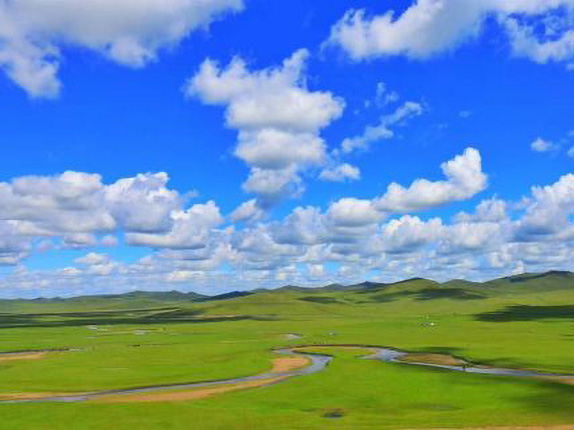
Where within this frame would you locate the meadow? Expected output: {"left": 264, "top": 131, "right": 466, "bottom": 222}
{"left": 1, "top": 271, "right": 574, "bottom": 429}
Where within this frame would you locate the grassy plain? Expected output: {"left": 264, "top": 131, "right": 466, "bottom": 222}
{"left": 1, "top": 271, "right": 574, "bottom": 429}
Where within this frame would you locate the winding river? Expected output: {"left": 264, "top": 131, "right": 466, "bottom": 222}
{"left": 1, "top": 344, "right": 572, "bottom": 404}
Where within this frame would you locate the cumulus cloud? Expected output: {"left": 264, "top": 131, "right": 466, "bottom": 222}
{"left": 165, "top": 270, "right": 206, "bottom": 283}
{"left": 0, "top": 171, "right": 193, "bottom": 236}
{"left": 75, "top": 252, "right": 109, "bottom": 266}
{"left": 186, "top": 49, "right": 345, "bottom": 205}
{"left": 73, "top": 252, "right": 119, "bottom": 276}
{"left": 504, "top": 10, "right": 574, "bottom": 67}
{"left": 455, "top": 198, "right": 508, "bottom": 223}
{"left": 241, "top": 167, "right": 304, "bottom": 206}
{"left": 230, "top": 199, "right": 265, "bottom": 223}
{"left": 531, "top": 137, "right": 557, "bottom": 152}
{"left": 319, "top": 163, "right": 361, "bottom": 182}
{"left": 105, "top": 172, "right": 183, "bottom": 233}
{"left": 0, "top": 169, "right": 214, "bottom": 260}
{"left": 514, "top": 173, "right": 574, "bottom": 241}
{"left": 438, "top": 221, "right": 506, "bottom": 255}
{"left": 306, "top": 263, "right": 325, "bottom": 279}
{"left": 0, "top": 0, "right": 244, "bottom": 97}
{"left": 327, "top": 0, "right": 574, "bottom": 69}
{"left": 62, "top": 233, "right": 98, "bottom": 248}
{"left": 100, "top": 235, "right": 119, "bottom": 247}
{"left": 380, "top": 215, "right": 443, "bottom": 254}
{"left": 326, "top": 1, "right": 485, "bottom": 60}
{"left": 5, "top": 158, "right": 574, "bottom": 297}
{"left": 375, "top": 148, "right": 488, "bottom": 212}
{"left": 126, "top": 201, "right": 223, "bottom": 249}
{"left": 235, "top": 129, "right": 326, "bottom": 170}
{"left": 342, "top": 101, "right": 423, "bottom": 154}
{"left": 327, "top": 198, "right": 382, "bottom": 227}
{"left": 0, "top": 171, "right": 114, "bottom": 234}
{"left": 266, "top": 198, "right": 385, "bottom": 250}
{"left": 271, "top": 206, "right": 327, "bottom": 246}
{"left": 0, "top": 221, "right": 31, "bottom": 266}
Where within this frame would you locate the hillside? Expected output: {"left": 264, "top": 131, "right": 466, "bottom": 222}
{"left": 0, "top": 270, "right": 572, "bottom": 316}
{"left": 0, "top": 290, "right": 207, "bottom": 313}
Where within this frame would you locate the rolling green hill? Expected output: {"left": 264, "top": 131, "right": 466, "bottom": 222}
{"left": 1, "top": 270, "right": 573, "bottom": 315}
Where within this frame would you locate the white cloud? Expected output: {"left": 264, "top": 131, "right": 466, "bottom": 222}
{"left": 62, "top": 233, "right": 98, "bottom": 248}
{"left": 59, "top": 267, "right": 82, "bottom": 277}
{"left": 438, "top": 221, "right": 505, "bottom": 255}
{"left": 230, "top": 199, "right": 265, "bottom": 223}
{"left": 567, "top": 146, "right": 574, "bottom": 157}
{"left": 126, "top": 201, "right": 223, "bottom": 249}
{"left": 374, "top": 81, "right": 399, "bottom": 107}
{"left": 327, "top": 198, "right": 382, "bottom": 227}
{"left": 186, "top": 49, "right": 345, "bottom": 204}
{"left": 105, "top": 172, "right": 183, "bottom": 233}
{"left": 100, "top": 235, "right": 119, "bottom": 247}
{"left": 0, "top": 221, "right": 31, "bottom": 266}
{"left": 531, "top": 136, "right": 556, "bottom": 152}
{"left": 307, "top": 263, "right": 325, "bottom": 279}
{"left": 85, "top": 262, "right": 117, "bottom": 276}
{"left": 326, "top": 1, "right": 485, "bottom": 60}
{"left": 5, "top": 158, "right": 574, "bottom": 296}
{"left": 380, "top": 215, "right": 443, "bottom": 254}
{"left": 455, "top": 198, "right": 508, "bottom": 223}
{"left": 0, "top": 171, "right": 115, "bottom": 234}
{"left": 514, "top": 173, "right": 574, "bottom": 241}
{"left": 271, "top": 206, "right": 327, "bottom": 246}
{"left": 235, "top": 129, "right": 326, "bottom": 170}
{"left": 0, "top": 171, "right": 192, "bottom": 237}
{"left": 342, "top": 101, "right": 423, "bottom": 153}
{"left": 186, "top": 49, "right": 344, "bottom": 133}
{"left": 0, "top": 0, "right": 244, "bottom": 97}
{"left": 327, "top": 0, "right": 574, "bottom": 69}
{"left": 166, "top": 270, "right": 207, "bottom": 283}
{"left": 75, "top": 252, "right": 109, "bottom": 266}
{"left": 241, "top": 167, "right": 304, "bottom": 205}
{"left": 504, "top": 11, "right": 574, "bottom": 66}
{"left": 73, "top": 252, "right": 118, "bottom": 276}
{"left": 376, "top": 147, "right": 488, "bottom": 212}
{"left": 319, "top": 163, "right": 361, "bottom": 182}
{"left": 0, "top": 170, "right": 206, "bottom": 260}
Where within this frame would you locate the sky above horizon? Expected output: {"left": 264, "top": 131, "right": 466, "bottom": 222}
{"left": 1, "top": 0, "right": 574, "bottom": 298}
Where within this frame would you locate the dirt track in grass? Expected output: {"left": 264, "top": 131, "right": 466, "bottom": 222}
{"left": 0, "top": 352, "right": 47, "bottom": 362}
{"left": 399, "top": 353, "right": 466, "bottom": 366}
{"left": 269, "top": 355, "right": 310, "bottom": 373}
{"left": 93, "top": 376, "right": 288, "bottom": 403}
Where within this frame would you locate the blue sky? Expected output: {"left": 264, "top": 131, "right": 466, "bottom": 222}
{"left": 1, "top": 0, "right": 574, "bottom": 298}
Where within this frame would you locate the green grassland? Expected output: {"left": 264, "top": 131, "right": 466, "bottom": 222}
{"left": 1, "top": 271, "right": 574, "bottom": 429}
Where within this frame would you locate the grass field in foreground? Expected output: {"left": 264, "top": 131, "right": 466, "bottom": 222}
{"left": 1, "top": 272, "right": 574, "bottom": 429}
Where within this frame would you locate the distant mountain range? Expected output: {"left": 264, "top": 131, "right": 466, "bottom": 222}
{"left": 2, "top": 270, "right": 573, "bottom": 305}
